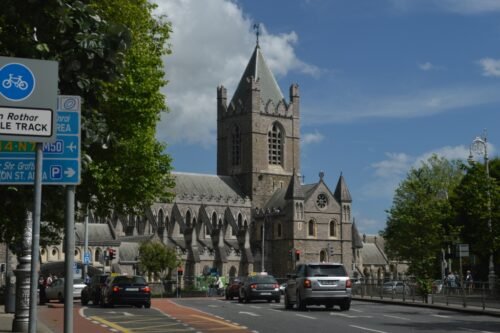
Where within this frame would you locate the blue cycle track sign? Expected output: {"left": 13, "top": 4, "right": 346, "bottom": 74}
{"left": 0, "top": 56, "right": 58, "bottom": 143}
{"left": 0, "top": 63, "right": 36, "bottom": 101}
{"left": 0, "top": 95, "right": 81, "bottom": 185}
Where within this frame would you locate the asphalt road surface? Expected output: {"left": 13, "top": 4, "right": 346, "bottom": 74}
{"left": 171, "top": 298, "right": 500, "bottom": 333}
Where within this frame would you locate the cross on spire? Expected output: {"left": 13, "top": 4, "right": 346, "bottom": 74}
{"left": 253, "top": 23, "right": 260, "bottom": 46}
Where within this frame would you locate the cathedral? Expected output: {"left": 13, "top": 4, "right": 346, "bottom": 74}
{"left": 35, "top": 42, "right": 371, "bottom": 282}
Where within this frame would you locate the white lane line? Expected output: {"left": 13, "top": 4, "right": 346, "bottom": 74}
{"left": 351, "top": 308, "right": 363, "bottom": 313}
{"left": 250, "top": 305, "right": 262, "bottom": 309}
{"left": 383, "top": 314, "right": 411, "bottom": 321}
{"left": 208, "top": 305, "right": 219, "bottom": 308}
{"left": 331, "top": 313, "right": 372, "bottom": 318}
{"left": 349, "top": 325, "right": 389, "bottom": 333}
{"left": 239, "top": 311, "right": 260, "bottom": 317}
{"left": 432, "top": 314, "right": 451, "bottom": 318}
{"left": 269, "top": 308, "right": 281, "bottom": 312}
{"left": 295, "top": 314, "right": 316, "bottom": 320}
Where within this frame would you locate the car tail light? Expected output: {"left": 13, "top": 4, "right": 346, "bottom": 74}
{"left": 346, "top": 279, "right": 352, "bottom": 288}
{"left": 272, "top": 284, "right": 279, "bottom": 289}
{"left": 142, "top": 286, "right": 151, "bottom": 293}
{"left": 112, "top": 286, "right": 120, "bottom": 293}
{"left": 250, "top": 284, "right": 257, "bottom": 289}
{"left": 304, "top": 279, "right": 311, "bottom": 288}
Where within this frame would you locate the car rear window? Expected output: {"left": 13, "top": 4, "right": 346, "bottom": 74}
{"left": 113, "top": 276, "right": 147, "bottom": 285}
{"left": 307, "top": 265, "right": 346, "bottom": 277}
{"left": 249, "top": 276, "right": 277, "bottom": 283}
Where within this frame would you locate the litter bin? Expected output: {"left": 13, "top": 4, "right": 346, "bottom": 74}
{"left": 4, "top": 274, "right": 15, "bottom": 313}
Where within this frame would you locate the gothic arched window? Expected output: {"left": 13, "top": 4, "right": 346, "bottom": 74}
{"left": 232, "top": 125, "right": 241, "bottom": 166}
{"left": 268, "top": 123, "right": 283, "bottom": 165}
{"left": 308, "top": 220, "right": 315, "bottom": 237}
{"left": 329, "top": 220, "right": 337, "bottom": 237}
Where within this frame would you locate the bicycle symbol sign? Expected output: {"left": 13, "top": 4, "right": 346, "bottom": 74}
{"left": 0, "top": 63, "right": 36, "bottom": 101}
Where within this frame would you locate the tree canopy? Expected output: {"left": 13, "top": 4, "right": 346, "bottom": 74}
{"left": 0, "top": 0, "right": 174, "bottom": 248}
{"left": 138, "top": 240, "right": 179, "bottom": 280}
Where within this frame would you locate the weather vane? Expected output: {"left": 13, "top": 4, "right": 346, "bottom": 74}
{"left": 253, "top": 23, "right": 260, "bottom": 46}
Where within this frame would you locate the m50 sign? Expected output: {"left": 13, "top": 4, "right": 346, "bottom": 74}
{"left": 0, "top": 96, "right": 81, "bottom": 185}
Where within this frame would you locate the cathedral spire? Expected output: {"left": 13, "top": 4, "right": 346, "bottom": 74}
{"left": 253, "top": 23, "right": 260, "bottom": 47}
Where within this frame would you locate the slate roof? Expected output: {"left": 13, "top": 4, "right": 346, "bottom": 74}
{"left": 334, "top": 174, "right": 352, "bottom": 203}
{"left": 75, "top": 223, "right": 120, "bottom": 246}
{"left": 173, "top": 172, "right": 247, "bottom": 201}
{"left": 360, "top": 242, "right": 388, "bottom": 265}
{"left": 230, "top": 45, "right": 286, "bottom": 109}
{"left": 118, "top": 242, "right": 140, "bottom": 262}
{"left": 352, "top": 223, "right": 364, "bottom": 249}
{"left": 285, "top": 173, "right": 305, "bottom": 200}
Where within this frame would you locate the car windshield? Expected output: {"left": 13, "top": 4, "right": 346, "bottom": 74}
{"left": 307, "top": 265, "right": 346, "bottom": 277}
{"left": 74, "top": 279, "right": 84, "bottom": 284}
{"left": 112, "top": 276, "right": 146, "bottom": 285}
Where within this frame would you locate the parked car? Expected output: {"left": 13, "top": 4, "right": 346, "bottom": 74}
{"left": 284, "top": 263, "right": 351, "bottom": 311}
{"left": 381, "top": 281, "right": 410, "bottom": 294}
{"left": 45, "top": 278, "right": 86, "bottom": 302}
{"left": 101, "top": 275, "right": 151, "bottom": 308}
{"left": 432, "top": 279, "right": 444, "bottom": 294}
{"left": 238, "top": 273, "right": 280, "bottom": 303}
{"left": 279, "top": 282, "right": 287, "bottom": 295}
{"left": 81, "top": 274, "right": 109, "bottom": 305}
{"left": 225, "top": 277, "right": 245, "bottom": 300}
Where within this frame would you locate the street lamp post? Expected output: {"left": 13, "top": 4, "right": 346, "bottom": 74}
{"left": 469, "top": 133, "right": 496, "bottom": 290}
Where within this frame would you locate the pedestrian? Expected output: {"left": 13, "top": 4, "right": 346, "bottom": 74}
{"left": 46, "top": 274, "right": 53, "bottom": 286}
{"left": 465, "top": 270, "right": 473, "bottom": 293}
{"left": 446, "top": 271, "right": 457, "bottom": 293}
{"left": 38, "top": 275, "right": 47, "bottom": 305}
{"left": 216, "top": 276, "right": 225, "bottom": 296}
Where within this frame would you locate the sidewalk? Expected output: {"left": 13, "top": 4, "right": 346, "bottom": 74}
{"left": 0, "top": 307, "right": 53, "bottom": 333}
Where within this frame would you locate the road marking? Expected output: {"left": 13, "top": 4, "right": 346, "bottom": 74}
{"left": 250, "top": 305, "right": 262, "bottom": 309}
{"left": 383, "top": 314, "right": 411, "bottom": 321}
{"left": 295, "top": 314, "right": 316, "bottom": 320}
{"left": 351, "top": 308, "right": 363, "bottom": 313}
{"left": 208, "top": 305, "right": 219, "bottom": 308}
{"left": 239, "top": 311, "right": 260, "bottom": 317}
{"left": 123, "top": 312, "right": 134, "bottom": 316}
{"left": 331, "top": 313, "right": 372, "bottom": 318}
{"left": 349, "top": 325, "right": 389, "bottom": 333}
{"left": 190, "top": 314, "right": 245, "bottom": 329}
{"left": 432, "top": 314, "right": 451, "bottom": 318}
{"left": 89, "top": 316, "right": 132, "bottom": 333}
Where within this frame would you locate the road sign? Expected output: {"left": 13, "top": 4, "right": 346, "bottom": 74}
{"left": 0, "top": 95, "right": 81, "bottom": 185}
{"left": 84, "top": 252, "right": 91, "bottom": 265}
{"left": 456, "top": 244, "right": 469, "bottom": 258}
{"left": 0, "top": 56, "right": 58, "bottom": 142}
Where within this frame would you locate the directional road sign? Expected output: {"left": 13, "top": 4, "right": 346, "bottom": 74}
{"left": 0, "top": 95, "right": 81, "bottom": 185}
{"left": 0, "top": 56, "right": 58, "bottom": 142}
{"left": 84, "top": 252, "right": 91, "bottom": 265}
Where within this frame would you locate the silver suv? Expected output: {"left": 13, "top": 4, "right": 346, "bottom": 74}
{"left": 284, "top": 262, "right": 352, "bottom": 311}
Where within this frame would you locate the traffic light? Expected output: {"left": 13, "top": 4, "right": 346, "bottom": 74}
{"left": 295, "top": 249, "right": 300, "bottom": 262}
{"left": 288, "top": 249, "right": 294, "bottom": 261}
{"left": 109, "top": 249, "right": 115, "bottom": 261}
{"left": 177, "top": 267, "right": 184, "bottom": 276}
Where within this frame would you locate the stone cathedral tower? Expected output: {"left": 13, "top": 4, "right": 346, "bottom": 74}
{"left": 216, "top": 44, "right": 300, "bottom": 209}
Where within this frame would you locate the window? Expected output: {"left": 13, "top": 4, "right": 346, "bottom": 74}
{"left": 329, "top": 220, "right": 337, "bottom": 237}
{"left": 268, "top": 123, "right": 283, "bottom": 165}
{"left": 316, "top": 193, "right": 328, "bottom": 209}
{"left": 308, "top": 220, "right": 315, "bottom": 237}
{"left": 231, "top": 125, "right": 241, "bottom": 166}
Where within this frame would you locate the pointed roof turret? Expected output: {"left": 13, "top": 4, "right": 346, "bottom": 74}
{"left": 285, "top": 171, "right": 305, "bottom": 200}
{"left": 334, "top": 172, "right": 352, "bottom": 203}
{"left": 230, "top": 44, "right": 285, "bottom": 108}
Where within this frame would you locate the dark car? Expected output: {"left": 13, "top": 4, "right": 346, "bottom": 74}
{"left": 238, "top": 274, "right": 280, "bottom": 303}
{"left": 225, "top": 277, "right": 246, "bottom": 300}
{"left": 101, "top": 275, "right": 151, "bottom": 308}
{"left": 81, "top": 274, "right": 109, "bottom": 306}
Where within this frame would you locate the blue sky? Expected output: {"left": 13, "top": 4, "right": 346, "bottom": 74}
{"left": 153, "top": 0, "right": 500, "bottom": 235}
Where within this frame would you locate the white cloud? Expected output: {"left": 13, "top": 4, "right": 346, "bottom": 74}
{"left": 302, "top": 131, "right": 324, "bottom": 145}
{"left": 388, "top": 0, "right": 500, "bottom": 14}
{"left": 419, "top": 62, "right": 434, "bottom": 71}
{"left": 478, "top": 58, "right": 500, "bottom": 77}
{"left": 304, "top": 84, "right": 500, "bottom": 125}
{"left": 152, "top": 0, "right": 319, "bottom": 146}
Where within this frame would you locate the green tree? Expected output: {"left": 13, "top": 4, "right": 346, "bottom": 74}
{"left": 0, "top": 0, "right": 174, "bottom": 248}
{"left": 381, "top": 155, "right": 464, "bottom": 283}
{"left": 451, "top": 158, "right": 500, "bottom": 280}
{"left": 138, "top": 241, "right": 179, "bottom": 280}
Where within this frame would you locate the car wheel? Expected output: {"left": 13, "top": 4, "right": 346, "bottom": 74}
{"left": 275, "top": 297, "right": 280, "bottom": 303}
{"left": 339, "top": 300, "right": 351, "bottom": 311}
{"left": 81, "top": 296, "right": 88, "bottom": 306}
{"left": 244, "top": 292, "right": 250, "bottom": 303}
{"left": 296, "top": 292, "right": 306, "bottom": 311}
{"left": 145, "top": 303, "right": 151, "bottom": 309}
{"left": 58, "top": 293, "right": 64, "bottom": 303}
{"left": 284, "top": 293, "right": 293, "bottom": 310}
{"left": 238, "top": 293, "right": 243, "bottom": 303}
{"left": 93, "top": 295, "right": 100, "bottom": 306}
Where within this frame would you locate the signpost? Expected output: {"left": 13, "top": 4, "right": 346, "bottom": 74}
{"left": 0, "top": 56, "right": 58, "bottom": 333}
{"left": 0, "top": 95, "right": 81, "bottom": 185}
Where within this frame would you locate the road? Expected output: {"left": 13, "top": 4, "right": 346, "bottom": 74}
{"left": 170, "top": 298, "right": 500, "bottom": 333}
